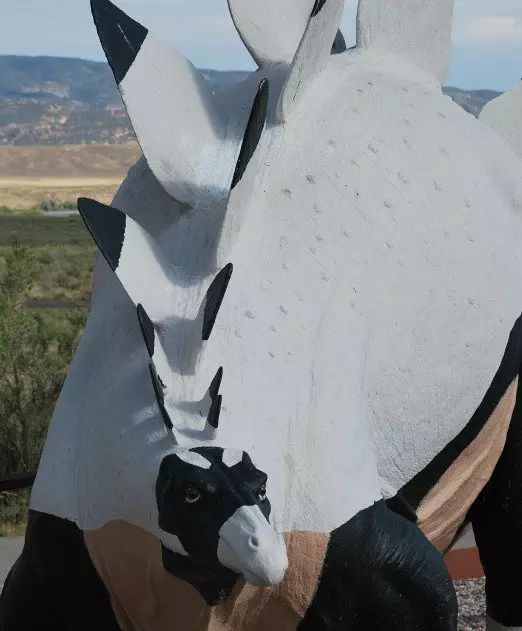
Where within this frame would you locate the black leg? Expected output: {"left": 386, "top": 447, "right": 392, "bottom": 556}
{"left": 471, "top": 375, "right": 522, "bottom": 630}
{"left": 299, "top": 501, "right": 458, "bottom": 630}
{"left": 0, "top": 511, "right": 121, "bottom": 631}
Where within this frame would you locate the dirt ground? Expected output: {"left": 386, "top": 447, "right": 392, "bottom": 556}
{"left": 0, "top": 144, "right": 141, "bottom": 209}
{"left": 0, "top": 181, "right": 122, "bottom": 209}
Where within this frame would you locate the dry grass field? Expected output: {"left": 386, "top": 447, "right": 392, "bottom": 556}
{"left": 0, "top": 143, "right": 141, "bottom": 209}
{"left": 0, "top": 214, "right": 95, "bottom": 301}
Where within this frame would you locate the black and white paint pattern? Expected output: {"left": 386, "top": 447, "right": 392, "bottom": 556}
{"left": 155, "top": 447, "right": 283, "bottom": 604}
{"left": 19, "top": 0, "right": 522, "bottom": 629}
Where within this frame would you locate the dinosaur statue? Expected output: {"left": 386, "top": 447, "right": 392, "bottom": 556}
{"left": 2, "top": 0, "right": 522, "bottom": 629}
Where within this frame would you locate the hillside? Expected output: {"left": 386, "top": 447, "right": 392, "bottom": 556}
{"left": 0, "top": 55, "right": 249, "bottom": 146}
{"left": 443, "top": 87, "right": 502, "bottom": 118}
{"left": 0, "top": 55, "right": 503, "bottom": 146}
{"left": 0, "top": 144, "right": 139, "bottom": 179}
{"left": 0, "top": 144, "right": 141, "bottom": 209}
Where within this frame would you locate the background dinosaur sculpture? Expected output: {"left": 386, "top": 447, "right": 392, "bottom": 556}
{"left": 2, "top": 0, "right": 522, "bottom": 629}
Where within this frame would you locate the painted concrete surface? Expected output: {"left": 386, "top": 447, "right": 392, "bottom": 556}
{"left": 453, "top": 528, "right": 477, "bottom": 550}
{"left": 0, "top": 530, "right": 479, "bottom": 595}
{"left": 0, "top": 538, "right": 23, "bottom": 593}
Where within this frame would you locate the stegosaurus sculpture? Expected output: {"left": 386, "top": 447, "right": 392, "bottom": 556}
{"left": 3, "top": 1, "right": 522, "bottom": 630}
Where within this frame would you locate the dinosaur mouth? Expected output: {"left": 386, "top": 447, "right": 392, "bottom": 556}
{"left": 217, "top": 505, "right": 288, "bottom": 587}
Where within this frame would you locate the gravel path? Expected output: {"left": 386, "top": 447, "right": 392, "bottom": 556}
{"left": 456, "top": 578, "right": 486, "bottom": 630}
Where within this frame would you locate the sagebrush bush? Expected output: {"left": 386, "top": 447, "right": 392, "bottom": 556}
{"left": 0, "top": 240, "right": 88, "bottom": 525}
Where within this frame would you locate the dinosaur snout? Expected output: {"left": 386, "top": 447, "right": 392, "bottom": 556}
{"left": 217, "top": 505, "right": 288, "bottom": 587}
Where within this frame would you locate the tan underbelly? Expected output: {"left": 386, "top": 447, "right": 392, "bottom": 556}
{"left": 84, "top": 523, "right": 329, "bottom": 631}
{"left": 417, "top": 378, "right": 518, "bottom": 552}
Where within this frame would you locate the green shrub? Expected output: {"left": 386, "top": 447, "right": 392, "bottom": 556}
{"left": 0, "top": 240, "right": 87, "bottom": 525}
{"left": 0, "top": 490, "right": 30, "bottom": 526}
{"left": 39, "top": 200, "right": 77, "bottom": 212}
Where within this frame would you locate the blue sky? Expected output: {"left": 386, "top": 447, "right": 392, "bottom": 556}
{"left": 1, "top": 0, "right": 521, "bottom": 90}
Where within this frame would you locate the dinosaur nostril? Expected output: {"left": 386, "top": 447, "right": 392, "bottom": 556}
{"left": 249, "top": 536, "right": 259, "bottom": 548}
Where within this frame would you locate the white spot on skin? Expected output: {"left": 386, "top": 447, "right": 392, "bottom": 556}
{"left": 177, "top": 450, "right": 212, "bottom": 469}
{"left": 222, "top": 449, "right": 244, "bottom": 468}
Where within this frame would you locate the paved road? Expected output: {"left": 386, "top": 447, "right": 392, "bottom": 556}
{"left": 42, "top": 210, "right": 79, "bottom": 217}
{"left": 0, "top": 538, "right": 23, "bottom": 594}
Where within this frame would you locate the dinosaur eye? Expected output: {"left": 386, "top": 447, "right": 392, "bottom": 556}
{"left": 185, "top": 485, "right": 201, "bottom": 504}
{"left": 258, "top": 485, "right": 267, "bottom": 501}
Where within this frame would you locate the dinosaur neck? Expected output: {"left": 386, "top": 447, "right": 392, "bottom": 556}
{"left": 161, "top": 544, "right": 241, "bottom": 606}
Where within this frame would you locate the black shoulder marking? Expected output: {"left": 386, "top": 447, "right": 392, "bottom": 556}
{"left": 149, "top": 363, "right": 173, "bottom": 430}
{"left": 203, "top": 264, "right": 233, "bottom": 341}
{"left": 231, "top": 79, "right": 269, "bottom": 190}
{"left": 331, "top": 29, "right": 347, "bottom": 54}
{"left": 386, "top": 492, "right": 417, "bottom": 523}
{"left": 77, "top": 197, "right": 126, "bottom": 272}
{"left": 397, "top": 314, "right": 522, "bottom": 512}
{"left": 311, "top": 0, "right": 327, "bottom": 17}
{"left": 137, "top": 303, "right": 155, "bottom": 358}
{"left": 299, "top": 501, "right": 458, "bottom": 630}
{"left": 209, "top": 366, "right": 224, "bottom": 400}
{"left": 0, "top": 510, "right": 120, "bottom": 631}
{"left": 207, "top": 394, "right": 222, "bottom": 429}
{"left": 90, "top": 0, "right": 148, "bottom": 85}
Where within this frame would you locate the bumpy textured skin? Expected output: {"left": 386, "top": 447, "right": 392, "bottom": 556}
{"left": 299, "top": 501, "right": 457, "bottom": 630}
{"left": 13, "top": 0, "right": 522, "bottom": 629}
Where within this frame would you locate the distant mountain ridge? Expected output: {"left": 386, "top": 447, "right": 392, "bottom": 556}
{"left": 0, "top": 56, "right": 250, "bottom": 106}
{"left": 0, "top": 55, "right": 502, "bottom": 146}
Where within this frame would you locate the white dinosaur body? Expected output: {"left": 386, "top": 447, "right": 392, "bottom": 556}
{"left": 32, "top": 45, "right": 522, "bottom": 535}
{"left": 22, "top": 0, "right": 522, "bottom": 629}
